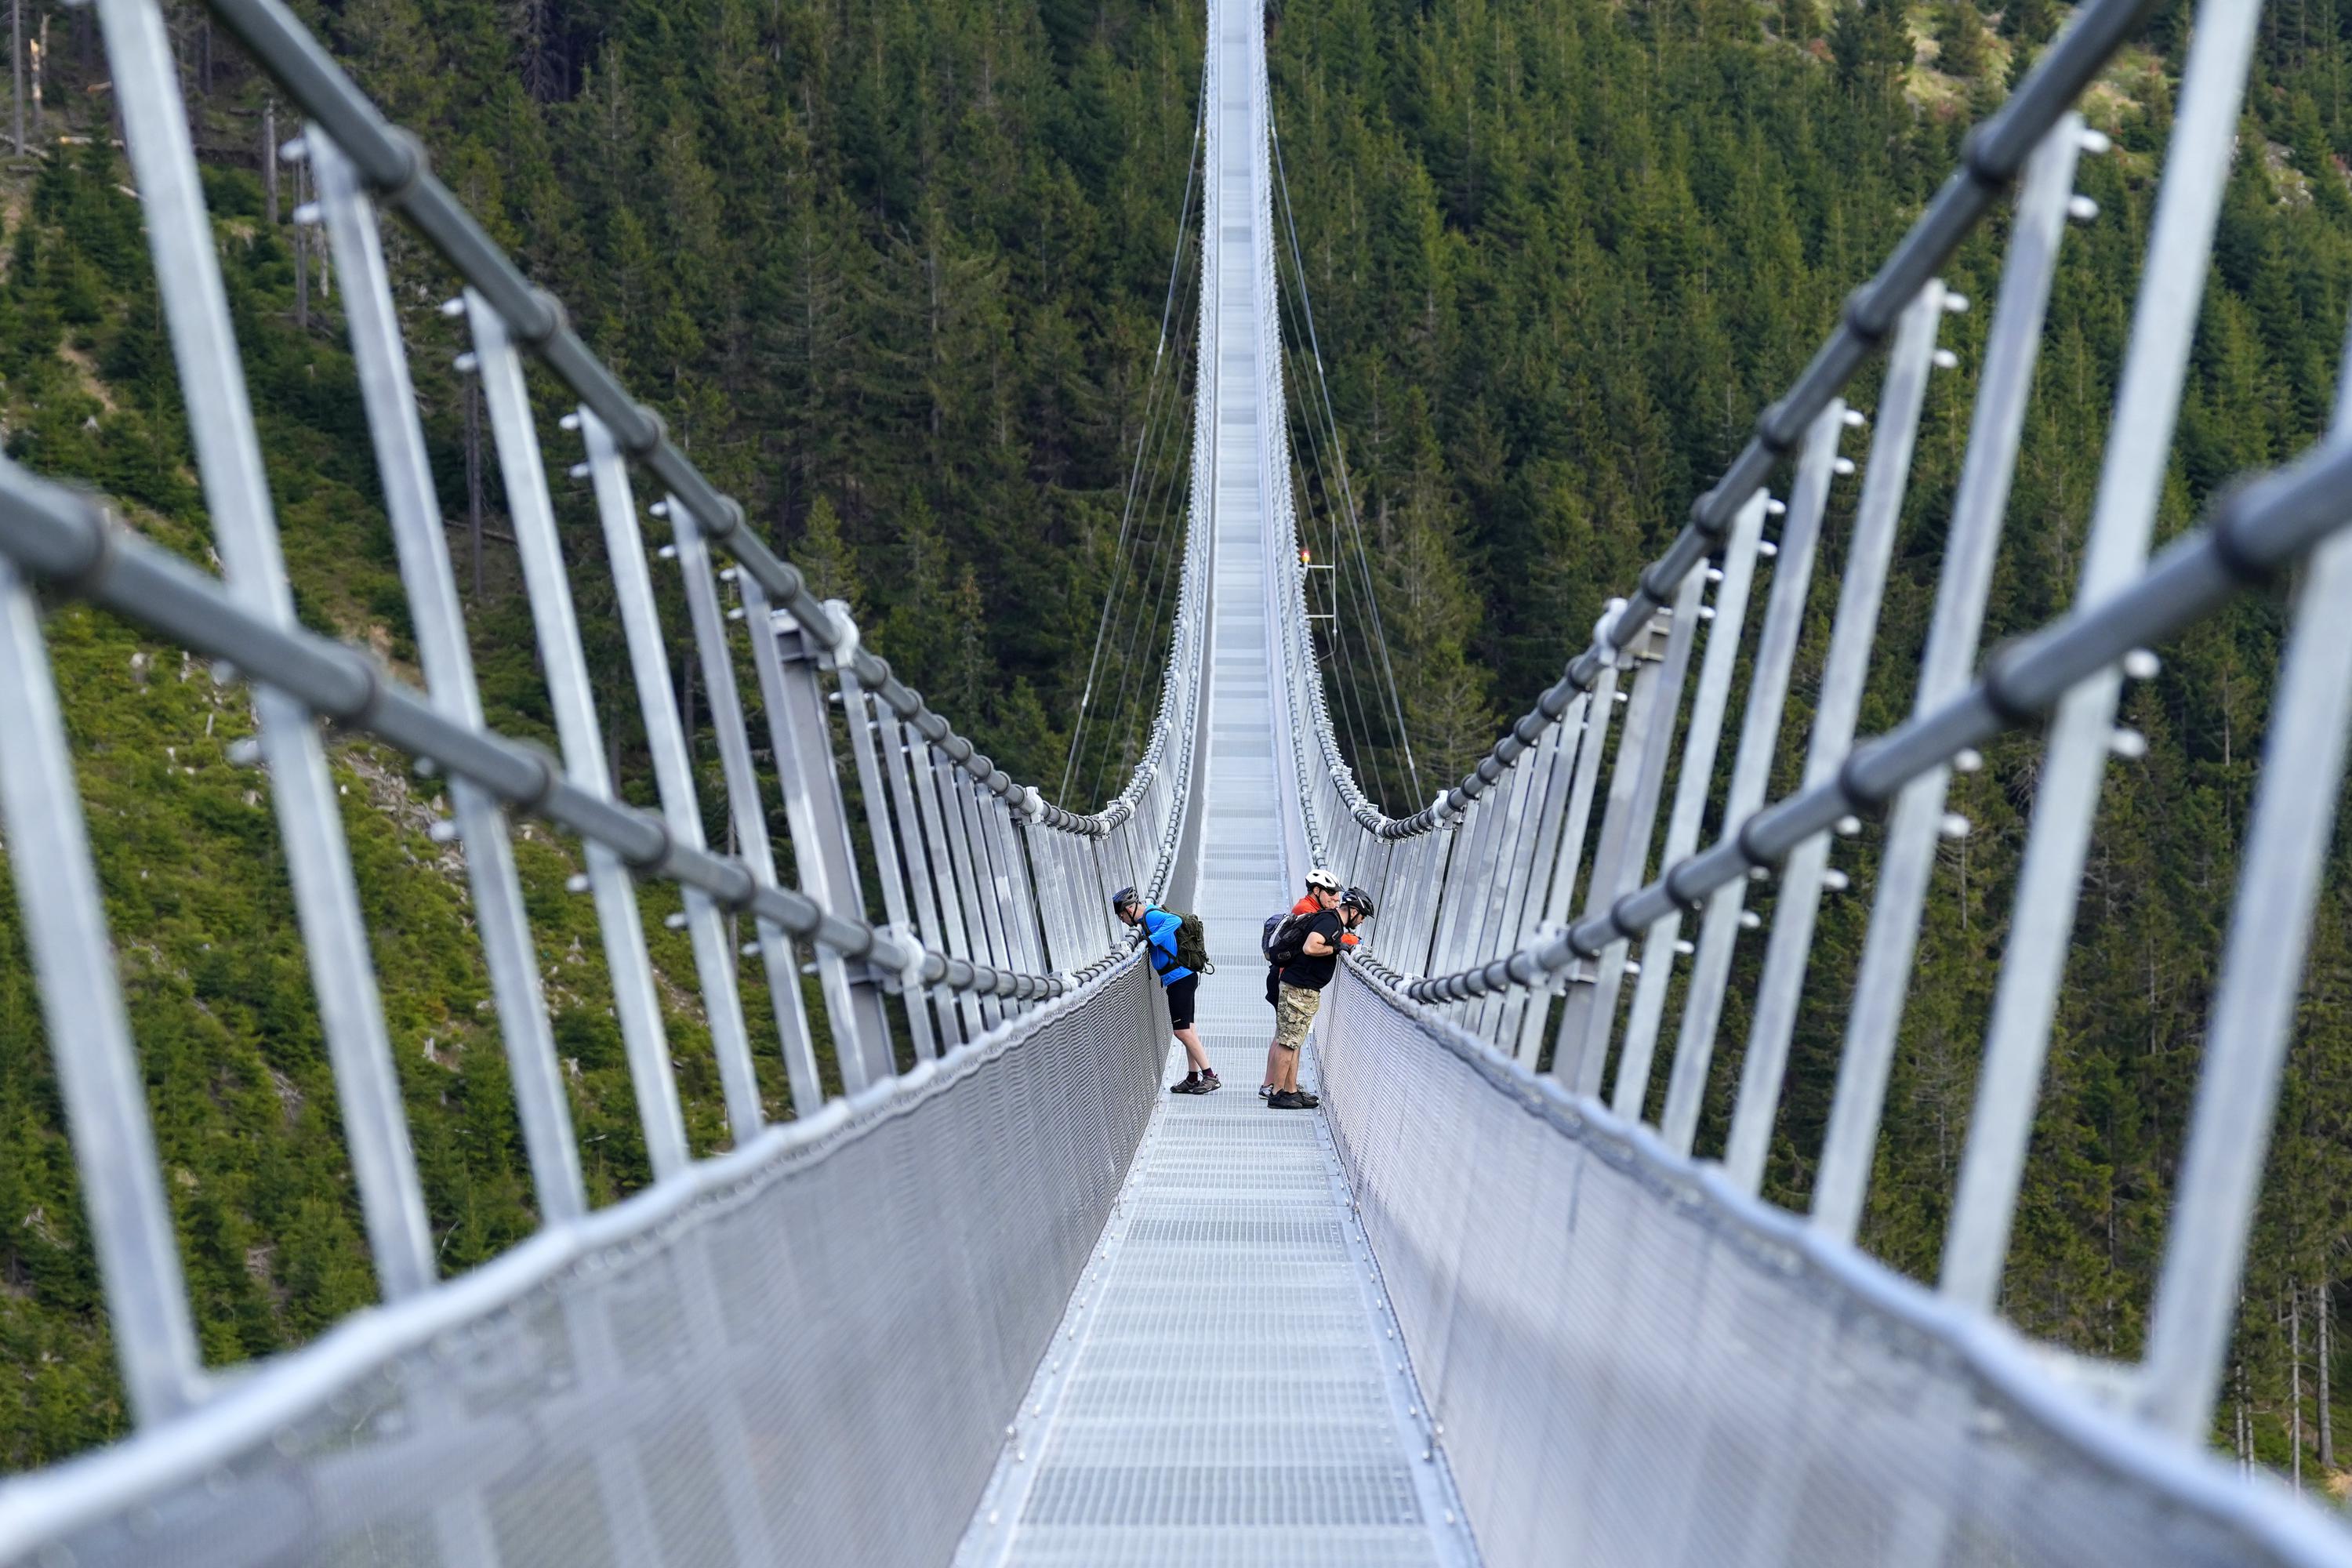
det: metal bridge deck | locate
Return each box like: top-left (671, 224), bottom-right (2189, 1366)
top-left (955, 3), bottom-right (1472, 1556)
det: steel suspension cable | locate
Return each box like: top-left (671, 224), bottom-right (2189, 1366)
top-left (1062, 98), bottom-right (1207, 800)
top-left (1083, 248), bottom-right (1203, 804)
top-left (1276, 270), bottom-right (1392, 807)
top-left (1270, 122), bottom-right (1421, 802)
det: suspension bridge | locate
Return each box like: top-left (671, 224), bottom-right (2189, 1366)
top-left (4, 0), bottom-right (2352, 1561)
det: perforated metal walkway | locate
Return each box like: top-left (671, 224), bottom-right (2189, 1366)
top-left (953, 4), bottom-right (1472, 1556)
top-left (953, 552), bottom-right (1475, 1561)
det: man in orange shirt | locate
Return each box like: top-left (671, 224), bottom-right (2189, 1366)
top-left (1262, 869), bottom-right (1347, 1100)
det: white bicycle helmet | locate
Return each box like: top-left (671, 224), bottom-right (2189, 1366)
top-left (1305, 867), bottom-right (1341, 892)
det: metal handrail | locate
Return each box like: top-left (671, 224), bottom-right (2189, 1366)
top-left (0, 466), bottom-right (1097, 1004)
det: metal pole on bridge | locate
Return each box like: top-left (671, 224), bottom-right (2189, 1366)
top-left (1658, 404), bottom-right (1847, 1156)
top-left (577, 413), bottom-right (768, 1141)
top-left (467, 294), bottom-right (694, 1180)
top-left (1722, 285), bottom-right (1947, 1197)
top-left (742, 586), bottom-right (897, 1085)
top-left (1944, 0), bottom-right (2259, 1309)
top-left (312, 132), bottom-right (589, 1219)
top-left (667, 498), bottom-right (829, 1114)
top-left (1813, 120), bottom-right (2086, 1247)
top-left (101, 0), bottom-right (440, 1301)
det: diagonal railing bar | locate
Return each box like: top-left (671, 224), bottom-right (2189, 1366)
top-left (1607, 489), bottom-right (1769, 1120)
top-left (1656, 405), bottom-right (1846, 1152)
top-left (1941, 0), bottom-right (2262, 1311)
top-left (1722, 280), bottom-right (1948, 1196)
top-left (2139, 315), bottom-right (2352, 1442)
top-left (1809, 115), bottom-right (2089, 1247)
top-left (0, 554), bottom-right (204, 1428)
top-left (665, 493), bottom-right (831, 1109)
top-left (1557, 566), bottom-right (1705, 1093)
top-left (468, 288), bottom-right (699, 1178)
top-left (578, 408), bottom-right (769, 1144)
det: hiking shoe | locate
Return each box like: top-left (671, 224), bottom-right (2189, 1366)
top-left (1197, 1070), bottom-right (1221, 1092)
top-left (1171, 1073), bottom-right (1201, 1094)
top-left (1268, 1091), bottom-right (1312, 1109)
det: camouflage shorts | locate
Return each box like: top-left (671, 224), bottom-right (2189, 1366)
top-left (1272, 983), bottom-right (1323, 1051)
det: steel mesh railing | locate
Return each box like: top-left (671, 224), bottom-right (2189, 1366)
top-left (1315, 968), bottom-right (2352, 1568)
top-left (0, 965), bottom-right (1167, 1566)
top-left (0, 0), bottom-right (1211, 1547)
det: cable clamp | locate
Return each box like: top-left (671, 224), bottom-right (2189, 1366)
top-left (1591, 598), bottom-right (1632, 670)
top-left (824, 601), bottom-right (861, 666)
top-left (1532, 922), bottom-right (1577, 993)
top-left (883, 922), bottom-right (929, 994)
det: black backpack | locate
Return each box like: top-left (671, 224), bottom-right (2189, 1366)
top-left (1262, 911), bottom-right (1312, 967)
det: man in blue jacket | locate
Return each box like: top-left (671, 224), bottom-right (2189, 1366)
top-left (1113, 887), bottom-right (1218, 1094)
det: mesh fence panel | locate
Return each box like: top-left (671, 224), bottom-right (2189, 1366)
top-left (1316, 969), bottom-right (2352, 1568)
top-left (8, 964), bottom-right (1163, 1568)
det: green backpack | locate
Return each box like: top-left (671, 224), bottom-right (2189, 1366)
top-left (1165, 909), bottom-right (1214, 976)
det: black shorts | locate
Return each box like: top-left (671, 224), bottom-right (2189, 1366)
top-left (1165, 974), bottom-right (1198, 1031)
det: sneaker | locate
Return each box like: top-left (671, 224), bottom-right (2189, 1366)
top-left (1258, 1083), bottom-right (1275, 1099)
top-left (1268, 1091), bottom-right (1311, 1109)
top-left (1171, 1073), bottom-right (1200, 1094)
top-left (1291, 1090), bottom-right (1319, 1109)
top-left (1197, 1070), bottom-right (1221, 1093)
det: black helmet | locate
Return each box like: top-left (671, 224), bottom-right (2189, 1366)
top-left (1110, 885), bottom-right (1142, 912)
top-left (1340, 886), bottom-right (1376, 917)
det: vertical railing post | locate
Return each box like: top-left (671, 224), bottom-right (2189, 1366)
top-left (1491, 690), bottom-right (1587, 1044)
top-left (669, 503), bottom-right (827, 1115)
top-left (0, 547), bottom-right (204, 1425)
top-left (1558, 570), bottom-right (1704, 1094)
top-left (102, 0), bottom-right (436, 1300)
top-left (467, 294), bottom-right (691, 1181)
top-left (1722, 283), bottom-right (1946, 1196)
top-left (578, 416), bottom-right (765, 1143)
top-left (311, 133), bottom-right (586, 1223)
top-left (1812, 123), bottom-right (2085, 1246)
top-left (919, 737), bottom-right (1000, 1033)
top-left (831, 608), bottom-right (938, 1061)
top-left (880, 710), bottom-right (968, 1048)
top-left (956, 768), bottom-right (1022, 1011)
top-left (1659, 405), bottom-right (1847, 1155)
top-left (743, 591), bottom-right (895, 1087)
top-left (2140, 430), bottom-right (2352, 1438)
top-left (1944, 0), bottom-right (2259, 1308)
top-left (1471, 717), bottom-right (1565, 1040)
top-left (1512, 661), bottom-right (1618, 1066)
top-left (1610, 491), bottom-right (1769, 1122)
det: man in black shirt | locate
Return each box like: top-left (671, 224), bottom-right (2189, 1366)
top-left (1266, 887), bottom-right (1374, 1110)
